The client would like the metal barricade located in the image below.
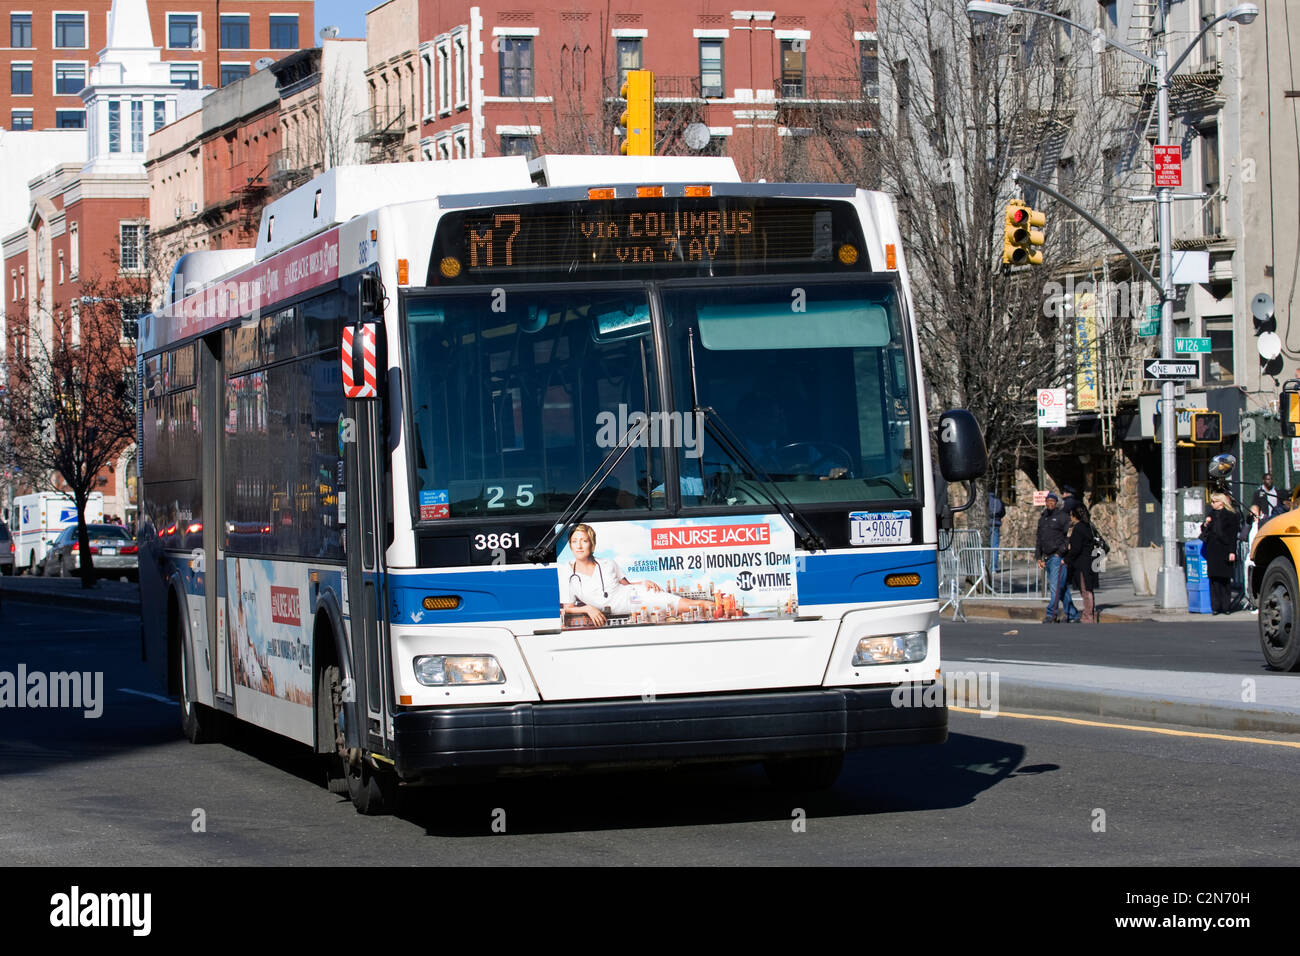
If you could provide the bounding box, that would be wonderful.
[941,542,1048,621]
[939,530,983,621]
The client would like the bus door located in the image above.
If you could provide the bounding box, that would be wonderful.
[344,398,390,752]
[200,330,232,702]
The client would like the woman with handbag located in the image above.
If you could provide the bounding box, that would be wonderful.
[1201,492,1241,614]
[1065,503,1099,623]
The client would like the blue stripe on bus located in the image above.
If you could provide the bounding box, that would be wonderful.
[386,549,938,625]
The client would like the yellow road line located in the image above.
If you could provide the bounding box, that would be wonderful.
[950,705,1300,748]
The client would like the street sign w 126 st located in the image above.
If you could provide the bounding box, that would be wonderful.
[1143,358,1199,381]
[1175,337,1212,353]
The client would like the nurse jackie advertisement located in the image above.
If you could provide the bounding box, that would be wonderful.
[557,515,798,629]
[227,558,313,706]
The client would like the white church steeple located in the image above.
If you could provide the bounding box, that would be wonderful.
[81,0,177,175]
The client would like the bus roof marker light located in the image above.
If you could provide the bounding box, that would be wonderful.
[588,187,616,200]
[636,185,664,198]
[885,244,897,269]
[837,244,859,265]
[440,256,461,279]
[684,185,712,197]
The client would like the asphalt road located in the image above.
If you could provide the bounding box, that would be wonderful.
[2,603,1297,865]
[942,618,1280,676]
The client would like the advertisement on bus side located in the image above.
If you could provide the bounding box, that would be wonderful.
[556,515,797,629]
[227,558,312,706]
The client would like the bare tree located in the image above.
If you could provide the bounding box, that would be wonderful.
[5,271,140,587]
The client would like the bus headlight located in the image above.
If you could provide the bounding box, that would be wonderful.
[852,632,927,665]
[413,655,504,686]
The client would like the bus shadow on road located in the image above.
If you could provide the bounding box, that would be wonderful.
[392,732,1030,837]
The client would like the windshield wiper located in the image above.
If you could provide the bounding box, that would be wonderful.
[685,328,825,552]
[523,417,650,564]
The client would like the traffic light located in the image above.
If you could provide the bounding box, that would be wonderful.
[1281,379,1300,438]
[1190,410,1221,444]
[1002,199,1045,266]
[619,70,654,156]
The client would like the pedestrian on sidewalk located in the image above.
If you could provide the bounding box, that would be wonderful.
[1065,503,1098,623]
[1252,473,1279,517]
[1202,491,1241,614]
[988,491,1005,572]
[1034,491,1080,623]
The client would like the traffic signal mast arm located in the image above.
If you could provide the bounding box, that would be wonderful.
[1009,168,1160,293]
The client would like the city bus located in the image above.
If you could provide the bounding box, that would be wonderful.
[138,154,987,814]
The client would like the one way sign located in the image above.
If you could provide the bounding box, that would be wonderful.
[1143,358,1199,380]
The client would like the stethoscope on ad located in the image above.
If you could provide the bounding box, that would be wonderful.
[569,563,609,609]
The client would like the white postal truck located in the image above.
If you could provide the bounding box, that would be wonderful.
[13,492,104,575]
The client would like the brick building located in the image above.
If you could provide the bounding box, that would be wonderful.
[414,1,879,179]
[2,0,313,132]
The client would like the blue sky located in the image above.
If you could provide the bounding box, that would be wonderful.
[313,1,371,41]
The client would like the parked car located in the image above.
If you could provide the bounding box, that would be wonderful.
[42,524,139,580]
[0,521,13,575]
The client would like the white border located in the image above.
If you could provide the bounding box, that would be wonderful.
[51,10,88,50]
[165,11,203,51]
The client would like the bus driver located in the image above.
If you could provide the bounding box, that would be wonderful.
[561,523,712,627]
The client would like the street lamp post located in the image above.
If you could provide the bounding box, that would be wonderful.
[966,0,1258,610]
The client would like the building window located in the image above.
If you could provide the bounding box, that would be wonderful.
[154,99,166,131]
[168,14,200,50]
[1099,0,1118,34]
[54,62,86,96]
[120,298,146,341]
[56,109,85,129]
[220,63,249,87]
[120,223,148,272]
[436,39,451,112]
[860,39,879,99]
[11,13,32,48]
[109,99,121,152]
[1201,124,1221,235]
[11,62,32,96]
[616,38,642,89]
[453,29,468,108]
[420,48,434,118]
[11,109,33,130]
[54,13,86,48]
[499,134,536,158]
[779,39,806,96]
[69,221,79,277]
[699,40,723,98]
[131,98,144,152]
[453,126,469,158]
[1205,317,1234,384]
[269,14,298,50]
[220,15,249,50]
[170,63,199,89]
[436,136,451,161]
[58,250,65,284]
[499,37,533,97]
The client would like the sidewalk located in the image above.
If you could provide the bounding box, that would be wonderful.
[0,574,140,613]
[956,567,1252,624]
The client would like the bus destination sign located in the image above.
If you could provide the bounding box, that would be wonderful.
[434,199,867,282]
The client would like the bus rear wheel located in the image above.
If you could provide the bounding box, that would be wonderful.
[763,752,844,790]
[1259,558,1300,671]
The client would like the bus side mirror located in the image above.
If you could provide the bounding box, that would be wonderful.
[937,409,987,482]
[342,274,386,400]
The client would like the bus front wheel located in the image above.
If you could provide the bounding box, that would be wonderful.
[347,756,398,815]
[1259,558,1300,671]
[178,619,220,743]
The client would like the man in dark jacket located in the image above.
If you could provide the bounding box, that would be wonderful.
[1034,492,1080,623]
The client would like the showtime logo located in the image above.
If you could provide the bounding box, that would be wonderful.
[270,586,301,626]
[650,523,770,550]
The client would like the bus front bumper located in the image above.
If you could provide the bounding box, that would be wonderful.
[391,686,945,778]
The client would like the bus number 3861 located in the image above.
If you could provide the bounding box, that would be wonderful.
[474,532,521,551]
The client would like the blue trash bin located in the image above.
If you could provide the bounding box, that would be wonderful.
[1185,540,1211,614]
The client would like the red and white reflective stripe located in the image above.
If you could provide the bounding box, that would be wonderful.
[341,324,378,398]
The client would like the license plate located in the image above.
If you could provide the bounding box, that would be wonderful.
[100,547,117,556]
[849,511,912,546]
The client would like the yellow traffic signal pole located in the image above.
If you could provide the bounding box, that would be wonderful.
[619,70,655,155]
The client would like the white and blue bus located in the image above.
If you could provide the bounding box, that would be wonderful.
[138,154,987,813]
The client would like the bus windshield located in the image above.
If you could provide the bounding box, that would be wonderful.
[403,278,915,521]
[404,288,664,519]
[663,279,915,507]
